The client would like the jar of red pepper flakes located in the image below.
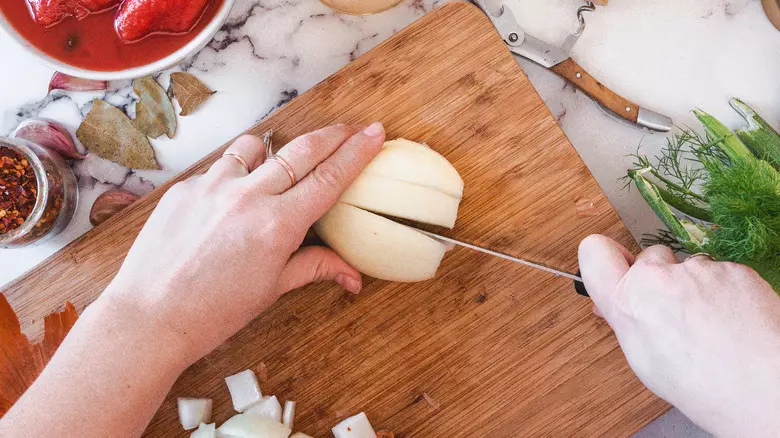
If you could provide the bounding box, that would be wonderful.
[0,137,77,248]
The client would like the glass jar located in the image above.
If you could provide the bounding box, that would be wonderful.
[0,137,78,248]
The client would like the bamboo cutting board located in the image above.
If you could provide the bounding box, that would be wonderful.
[2,3,669,436]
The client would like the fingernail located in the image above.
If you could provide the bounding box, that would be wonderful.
[336,274,362,294]
[361,122,384,137]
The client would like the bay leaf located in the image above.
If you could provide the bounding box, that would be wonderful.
[170,72,216,116]
[77,100,160,170]
[132,76,177,139]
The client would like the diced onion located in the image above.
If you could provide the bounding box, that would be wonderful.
[282,400,296,430]
[332,412,377,438]
[190,422,216,438]
[244,395,282,423]
[178,398,213,430]
[217,413,291,438]
[225,370,263,412]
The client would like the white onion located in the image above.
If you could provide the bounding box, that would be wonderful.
[332,412,377,438]
[282,401,296,430]
[178,398,213,430]
[217,413,291,438]
[190,423,216,438]
[225,369,263,412]
[244,395,282,423]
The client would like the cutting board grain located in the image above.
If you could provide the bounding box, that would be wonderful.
[2,3,669,436]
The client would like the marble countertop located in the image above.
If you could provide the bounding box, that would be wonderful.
[0,0,778,435]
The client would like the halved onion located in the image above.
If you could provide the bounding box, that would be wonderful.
[315,203,448,282]
[217,413,291,438]
[244,395,282,423]
[178,398,213,430]
[225,370,263,412]
[340,174,461,228]
[332,412,377,438]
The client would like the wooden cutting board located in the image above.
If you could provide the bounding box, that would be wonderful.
[2,3,669,436]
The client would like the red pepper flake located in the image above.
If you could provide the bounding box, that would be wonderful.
[0,147,38,235]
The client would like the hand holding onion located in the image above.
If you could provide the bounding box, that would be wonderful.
[105,123,387,363]
[0,123,386,437]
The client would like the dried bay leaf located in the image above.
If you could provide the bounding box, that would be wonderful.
[77,100,160,170]
[0,294,78,417]
[132,76,177,139]
[170,72,216,116]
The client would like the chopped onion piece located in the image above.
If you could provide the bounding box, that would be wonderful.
[217,413,291,438]
[191,422,216,438]
[244,395,282,422]
[332,412,377,438]
[178,398,213,430]
[225,369,263,412]
[290,433,313,438]
[282,400,296,430]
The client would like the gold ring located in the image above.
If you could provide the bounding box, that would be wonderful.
[266,155,297,186]
[223,153,251,174]
[684,252,716,262]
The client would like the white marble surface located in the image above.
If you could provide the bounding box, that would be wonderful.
[0,0,778,435]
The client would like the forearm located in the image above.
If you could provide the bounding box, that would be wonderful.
[0,293,190,437]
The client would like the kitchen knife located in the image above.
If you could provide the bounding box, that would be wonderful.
[418,230,590,296]
[472,0,673,133]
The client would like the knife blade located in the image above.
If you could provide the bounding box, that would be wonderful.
[417,230,582,281]
[418,230,590,296]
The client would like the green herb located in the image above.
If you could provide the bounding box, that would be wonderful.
[626,100,780,292]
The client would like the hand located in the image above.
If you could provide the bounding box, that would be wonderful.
[578,235,780,437]
[101,123,386,365]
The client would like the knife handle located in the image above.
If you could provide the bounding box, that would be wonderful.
[549,58,672,132]
[573,269,589,297]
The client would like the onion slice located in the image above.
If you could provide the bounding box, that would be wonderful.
[178,398,213,430]
[217,413,291,438]
[225,369,263,412]
[191,422,216,438]
[282,400,296,430]
[332,412,377,438]
[244,395,282,422]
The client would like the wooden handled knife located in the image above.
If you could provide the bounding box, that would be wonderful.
[473,0,673,132]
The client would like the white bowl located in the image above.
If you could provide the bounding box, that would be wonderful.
[0,0,235,81]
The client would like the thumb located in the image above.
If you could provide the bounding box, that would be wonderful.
[276,246,363,295]
[578,234,633,322]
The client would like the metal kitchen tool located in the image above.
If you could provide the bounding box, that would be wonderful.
[473,0,673,133]
[418,230,590,296]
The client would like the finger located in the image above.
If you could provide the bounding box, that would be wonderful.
[578,234,632,322]
[276,246,363,295]
[635,244,678,265]
[207,135,267,179]
[250,124,360,194]
[283,122,385,224]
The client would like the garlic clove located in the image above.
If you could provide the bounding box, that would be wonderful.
[49,72,108,93]
[89,189,139,226]
[13,118,86,160]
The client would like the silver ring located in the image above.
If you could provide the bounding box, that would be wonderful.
[684,252,716,262]
[223,153,251,174]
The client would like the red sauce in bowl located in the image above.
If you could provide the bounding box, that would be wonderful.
[0,0,224,72]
